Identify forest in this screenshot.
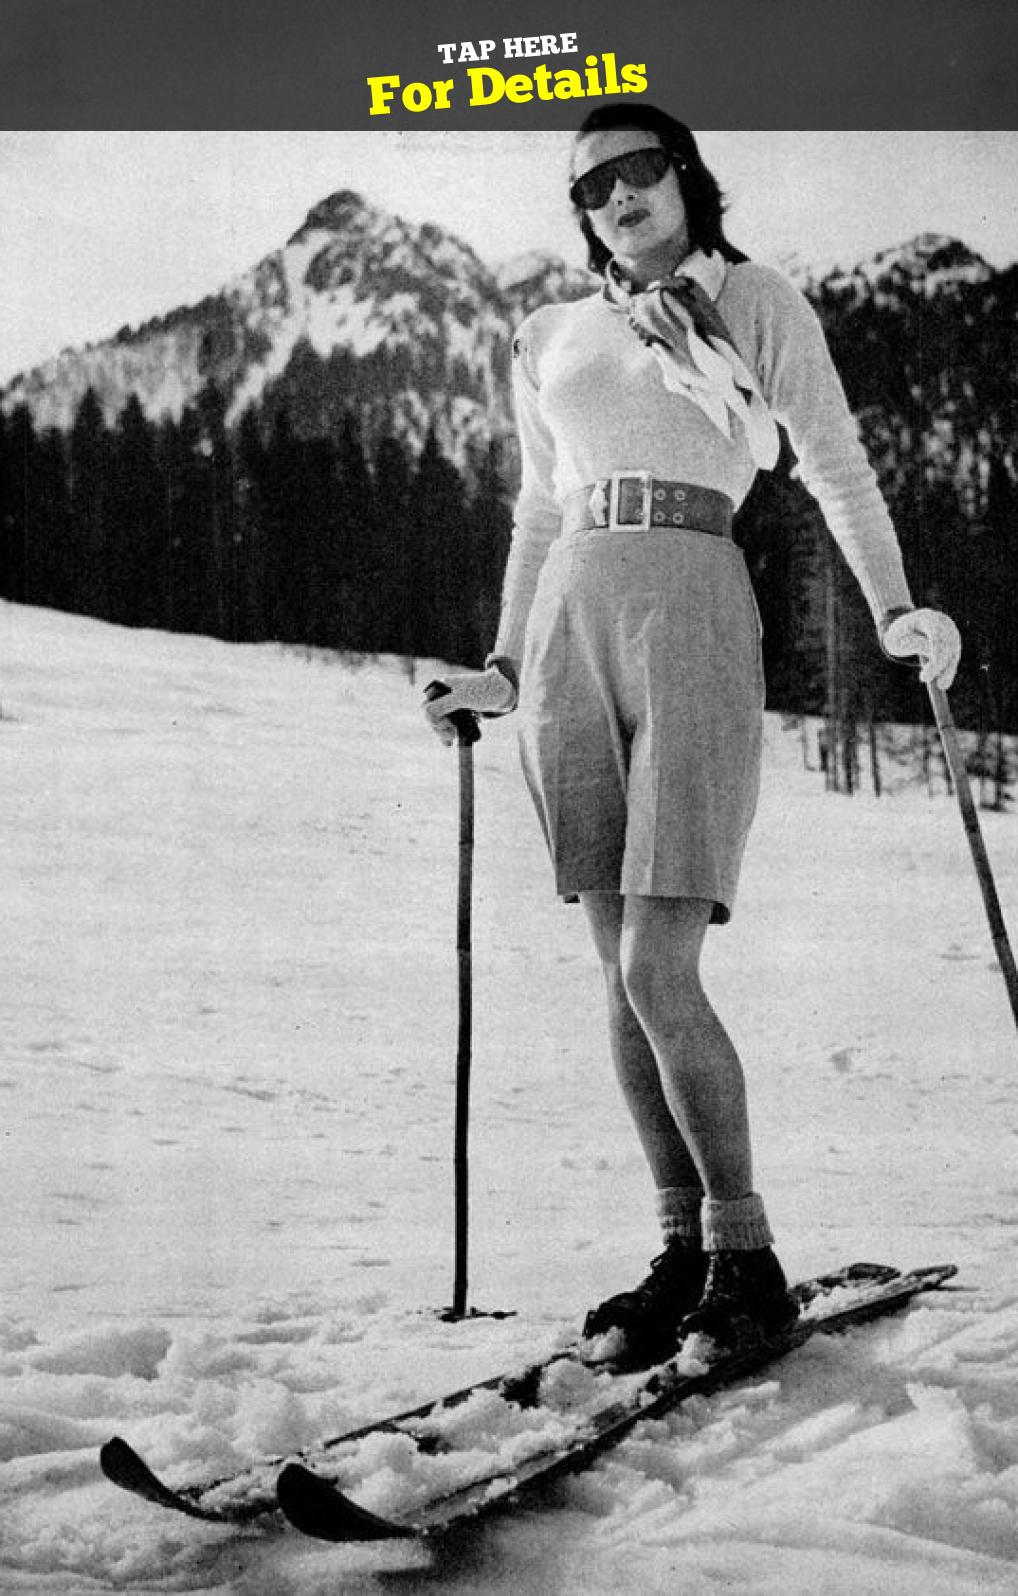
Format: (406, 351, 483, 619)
(1, 328, 1017, 801)
(0, 387, 509, 674)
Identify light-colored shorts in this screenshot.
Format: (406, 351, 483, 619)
(517, 527, 765, 924)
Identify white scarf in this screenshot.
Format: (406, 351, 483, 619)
(603, 249, 781, 470)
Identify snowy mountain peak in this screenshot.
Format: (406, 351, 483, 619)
(869, 232, 993, 287)
(0, 208, 1002, 461)
(784, 233, 994, 304)
(1, 187, 516, 460)
(286, 189, 383, 247)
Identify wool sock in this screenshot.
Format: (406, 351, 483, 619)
(655, 1185, 704, 1247)
(701, 1192, 774, 1252)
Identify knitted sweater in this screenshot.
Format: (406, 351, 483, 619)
(491, 259, 914, 667)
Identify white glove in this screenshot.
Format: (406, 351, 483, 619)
(423, 664, 518, 746)
(882, 608, 961, 690)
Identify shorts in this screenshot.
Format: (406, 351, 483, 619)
(517, 527, 765, 924)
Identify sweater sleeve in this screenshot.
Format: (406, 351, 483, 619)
(488, 312, 563, 668)
(750, 265, 914, 628)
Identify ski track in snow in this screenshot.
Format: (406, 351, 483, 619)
(1, 600, 1017, 1594)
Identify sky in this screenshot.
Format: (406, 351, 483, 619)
(1, 129, 1017, 385)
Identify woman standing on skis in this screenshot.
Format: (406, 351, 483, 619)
(425, 105, 961, 1367)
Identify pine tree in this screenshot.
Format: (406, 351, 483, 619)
(29, 426, 72, 613)
(0, 406, 31, 604)
(261, 406, 306, 643)
(371, 432, 415, 660)
(194, 383, 239, 639)
(107, 395, 165, 627)
(734, 440, 827, 717)
(411, 426, 471, 664)
(235, 405, 271, 641)
(330, 410, 375, 651)
(467, 440, 512, 665)
(971, 456, 1018, 806)
(68, 389, 111, 620)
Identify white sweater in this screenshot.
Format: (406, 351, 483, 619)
(491, 259, 914, 666)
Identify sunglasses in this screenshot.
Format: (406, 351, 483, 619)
(569, 146, 672, 211)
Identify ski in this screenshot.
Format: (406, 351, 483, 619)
(100, 1262, 876, 1519)
(99, 1338, 584, 1522)
(275, 1262, 957, 1542)
(97, 1436, 280, 1524)
(99, 1262, 954, 1529)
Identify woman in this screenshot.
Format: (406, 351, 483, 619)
(425, 106, 961, 1368)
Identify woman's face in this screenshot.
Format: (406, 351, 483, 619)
(572, 126, 690, 276)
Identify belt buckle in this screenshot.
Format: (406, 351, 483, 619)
(608, 471, 652, 530)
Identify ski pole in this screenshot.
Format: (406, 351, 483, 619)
(424, 683, 481, 1318)
(927, 681, 1018, 1033)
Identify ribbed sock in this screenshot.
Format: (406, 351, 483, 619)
(655, 1185, 704, 1247)
(701, 1192, 774, 1252)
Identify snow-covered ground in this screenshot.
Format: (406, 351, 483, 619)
(1, 599, 1016, 1594)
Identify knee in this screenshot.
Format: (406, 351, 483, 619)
(620, 937, 702, 1031)
(601, 956, 630, 1018)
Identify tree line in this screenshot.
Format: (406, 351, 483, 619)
(0, 386, 511, 670)
(2, 375, 1017, 774)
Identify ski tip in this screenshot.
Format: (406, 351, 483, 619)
(99, 1435, 143, 1483)
(277, 1461, 417, 1542)
(99, 1434, 204, 1517)
(911, 1263, 959, 1288)
(99, 1435, 254, 1523)
(796, 1261, 958, 1305)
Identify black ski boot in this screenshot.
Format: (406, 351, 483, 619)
(581, 1241, 708, 1371)
(678, 1246, 799, 1357)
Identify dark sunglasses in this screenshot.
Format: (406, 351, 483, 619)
(569, 146, 672, 211)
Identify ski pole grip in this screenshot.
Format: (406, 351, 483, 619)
(424, 681, 481, 746)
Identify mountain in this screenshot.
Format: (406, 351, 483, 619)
(3, 199, 1005, 477)
(3, 196, 1012, 542)
(0, 192, 591, 467)
(764, 230, 1016, 561)
(3, 193, 1015, 621)
(2, 194, 1016, 733)
(782, 232, 995, 307)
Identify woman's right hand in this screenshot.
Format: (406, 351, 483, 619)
(423, 663, 518, 745)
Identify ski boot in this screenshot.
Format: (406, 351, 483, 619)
(678, 1246, 799, 1359)
(581, 1240, 709, 1371)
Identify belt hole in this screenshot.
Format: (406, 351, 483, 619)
(653, 510, 666, 524)
(674, 489, 687, 502)
(653, 488, 666, 501)
(672, 512, 685, 525)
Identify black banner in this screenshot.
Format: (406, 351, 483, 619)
(2, 0, 1016, 130)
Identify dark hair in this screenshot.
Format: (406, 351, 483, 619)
(571, 103, 747, 274)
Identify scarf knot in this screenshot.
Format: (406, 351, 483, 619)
(603, 251, 780, 470)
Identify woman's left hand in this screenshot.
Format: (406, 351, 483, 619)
(882, 608, 962, 690)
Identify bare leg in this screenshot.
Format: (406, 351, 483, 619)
(618, 895, 753, 1201)
(581, 891, 754, 1200)
(580, 891, 702, 1192)
(578, 891, 789, 1357)
(580, 893, 791, 1351)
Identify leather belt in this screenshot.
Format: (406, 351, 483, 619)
(562, 473, 733, 537)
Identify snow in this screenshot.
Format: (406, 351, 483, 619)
(1, 599, 1017, 1593)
